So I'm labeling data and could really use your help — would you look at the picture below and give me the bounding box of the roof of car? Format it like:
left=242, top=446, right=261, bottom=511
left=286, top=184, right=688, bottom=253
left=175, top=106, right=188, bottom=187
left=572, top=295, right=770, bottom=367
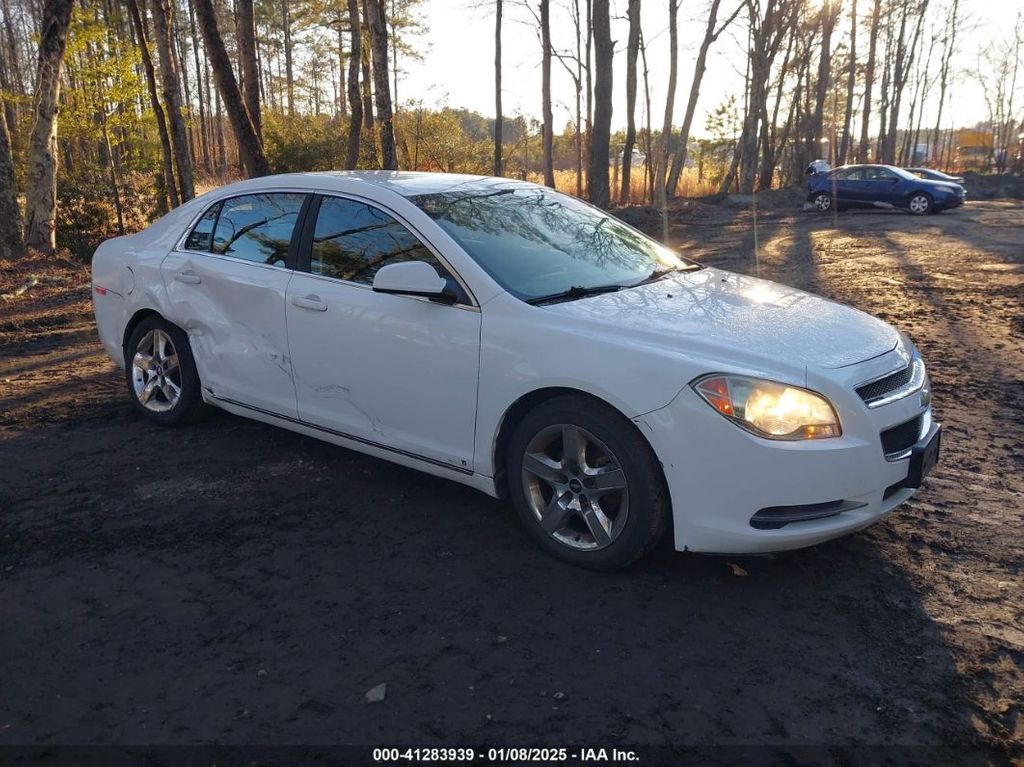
left=218, top=171, right=532, bottom=198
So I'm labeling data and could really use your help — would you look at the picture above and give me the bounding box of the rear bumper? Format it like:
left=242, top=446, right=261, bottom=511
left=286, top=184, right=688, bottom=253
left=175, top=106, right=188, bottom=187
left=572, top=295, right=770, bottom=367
left=635, top=367, right=935, bottom=555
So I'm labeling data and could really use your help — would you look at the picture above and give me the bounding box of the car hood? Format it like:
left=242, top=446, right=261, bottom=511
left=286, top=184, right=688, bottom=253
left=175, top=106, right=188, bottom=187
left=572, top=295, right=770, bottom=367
left=543, top=267, right=899, bottom=370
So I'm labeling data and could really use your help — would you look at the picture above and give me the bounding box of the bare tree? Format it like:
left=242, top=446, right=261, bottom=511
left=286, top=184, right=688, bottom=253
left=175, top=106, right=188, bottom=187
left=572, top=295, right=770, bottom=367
left=282, top=0, right=295, bottom=115
left=540, top=0, right=554, bottom=187
left=152, top=0, right=194, bottom=201
left=931, top=0, right=960, bottom=165
left=345, top=0, right=363, bottom=167
left=0, top=97, right=20, bottom=258
left=619, top=0, right=640, bottom=203
left=367, top=0, right=398, bottom=169
left=193, top=0, right=271, bottom=177
left=494, top=0, right=503, bottom=176
left=588, top=0, right=612, bottom=207
left=857, top=0, right=882, bottom=161
left=665, top=0, right=739, bottom=197
left=236, top=0, right=262, bottom=140
left=23, top=0, right=73, bottom=253
left=127, top=0, right=177, bottom=211
left=802, top=0, right=842, bottom=171
left=737, top=0, right=799, bottom=194
left=837, top=0, right=857, bottom=164
left=881, top=0, right=929, bottom=164
left=653, top=0, right=677, bottom=208
left=975, top=15, right=1022, bottom=173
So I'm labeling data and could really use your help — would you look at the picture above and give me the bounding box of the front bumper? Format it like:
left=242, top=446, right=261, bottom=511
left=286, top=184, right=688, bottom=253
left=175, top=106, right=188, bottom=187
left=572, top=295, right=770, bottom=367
left=636, top=351, right=937, bottom=554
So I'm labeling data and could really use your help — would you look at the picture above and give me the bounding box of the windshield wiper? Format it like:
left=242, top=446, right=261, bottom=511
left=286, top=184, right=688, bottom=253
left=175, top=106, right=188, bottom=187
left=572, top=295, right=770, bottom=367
left=631, top=263, right=702, bottom=287
left=526, top=284, right=627, bottom=306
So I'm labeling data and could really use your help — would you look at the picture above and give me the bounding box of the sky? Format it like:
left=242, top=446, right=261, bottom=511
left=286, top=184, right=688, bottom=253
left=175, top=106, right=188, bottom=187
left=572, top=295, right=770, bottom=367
left=398, top=0, right=1022, bottom=139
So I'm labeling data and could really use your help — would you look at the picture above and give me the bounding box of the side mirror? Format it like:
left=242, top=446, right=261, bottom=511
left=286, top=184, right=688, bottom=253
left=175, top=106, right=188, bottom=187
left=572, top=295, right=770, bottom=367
left=372, top=261, right=459, bottom=304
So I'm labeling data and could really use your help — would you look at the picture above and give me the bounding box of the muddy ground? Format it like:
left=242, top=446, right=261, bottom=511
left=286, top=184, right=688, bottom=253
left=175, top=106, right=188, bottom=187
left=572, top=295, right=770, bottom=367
left=0, top=199, right=1021, bottom=761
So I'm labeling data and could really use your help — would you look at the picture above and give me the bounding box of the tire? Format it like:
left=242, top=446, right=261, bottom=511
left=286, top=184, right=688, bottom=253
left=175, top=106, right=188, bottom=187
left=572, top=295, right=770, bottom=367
left=812, top=192, right=833, bottom=213
left=907, top=192, right=933, bottom=215
left=505, top=394, right=670, bottom=570
left=124, top=315, right=206, bottom=426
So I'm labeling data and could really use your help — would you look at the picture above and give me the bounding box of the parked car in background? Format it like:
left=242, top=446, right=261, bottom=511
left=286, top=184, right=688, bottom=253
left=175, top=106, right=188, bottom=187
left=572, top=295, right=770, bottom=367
left=905, top=167, right=966, bottom=185
left=807, top=164, right=966, bottom=215
left=92, top=172, right=940, bottom=570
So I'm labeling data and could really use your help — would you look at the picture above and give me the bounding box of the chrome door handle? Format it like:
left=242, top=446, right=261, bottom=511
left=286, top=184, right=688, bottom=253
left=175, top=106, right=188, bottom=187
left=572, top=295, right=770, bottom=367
left=175, top=270, right=201, bottom=284
left=290, top=294, right=328, bottom=312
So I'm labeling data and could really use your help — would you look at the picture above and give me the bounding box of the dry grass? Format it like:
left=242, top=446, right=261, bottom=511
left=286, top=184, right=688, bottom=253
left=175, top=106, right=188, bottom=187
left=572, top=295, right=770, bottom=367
left=524, top=167, right=722, bottom=202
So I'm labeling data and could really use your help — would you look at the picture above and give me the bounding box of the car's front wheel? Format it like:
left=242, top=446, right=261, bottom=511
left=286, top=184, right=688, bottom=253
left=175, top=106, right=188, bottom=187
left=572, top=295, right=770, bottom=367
left=812, top=192, right=833, bottom=213
left=506, top=394, right=670, bottom=570
left=907, top=192, right=933, bottom=215
left=124, top=315, right=206, bottom=426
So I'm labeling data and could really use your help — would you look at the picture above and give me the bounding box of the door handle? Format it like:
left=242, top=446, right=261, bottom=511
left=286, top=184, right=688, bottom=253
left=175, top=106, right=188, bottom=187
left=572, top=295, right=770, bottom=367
left=290, top=294, right=328, bottom=312
left=175, top=270, right=202, bottom=284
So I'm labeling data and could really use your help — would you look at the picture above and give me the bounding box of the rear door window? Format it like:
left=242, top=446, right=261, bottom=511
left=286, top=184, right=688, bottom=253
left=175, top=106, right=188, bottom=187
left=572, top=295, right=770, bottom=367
left=212, top=193, right=306, bottom=267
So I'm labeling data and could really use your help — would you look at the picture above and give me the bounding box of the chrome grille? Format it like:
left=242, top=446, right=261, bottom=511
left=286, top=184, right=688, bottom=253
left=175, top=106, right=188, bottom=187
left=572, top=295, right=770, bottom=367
left=856, top=364, right=914, bottom=404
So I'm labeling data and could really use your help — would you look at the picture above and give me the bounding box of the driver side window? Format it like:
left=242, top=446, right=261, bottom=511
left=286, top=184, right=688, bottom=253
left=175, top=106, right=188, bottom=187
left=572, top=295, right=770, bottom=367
left=310, top=196, right=450, bottom=286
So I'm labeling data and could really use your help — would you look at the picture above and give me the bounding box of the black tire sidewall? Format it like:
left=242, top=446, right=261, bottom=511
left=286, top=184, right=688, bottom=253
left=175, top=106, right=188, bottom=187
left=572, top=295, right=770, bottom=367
left=124, top=316, right=204, bottom=426
left=505, top=395, right=669, bottom=571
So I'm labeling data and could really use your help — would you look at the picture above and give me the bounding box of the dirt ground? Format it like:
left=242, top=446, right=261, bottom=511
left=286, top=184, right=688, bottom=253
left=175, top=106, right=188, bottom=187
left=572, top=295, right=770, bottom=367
left=1, top=199, right=1021, bottom=760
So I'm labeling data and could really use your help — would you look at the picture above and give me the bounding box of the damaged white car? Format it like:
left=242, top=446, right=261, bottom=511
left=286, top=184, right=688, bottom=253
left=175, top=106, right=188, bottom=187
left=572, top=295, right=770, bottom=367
left=92, top=172, right=940, bottom=569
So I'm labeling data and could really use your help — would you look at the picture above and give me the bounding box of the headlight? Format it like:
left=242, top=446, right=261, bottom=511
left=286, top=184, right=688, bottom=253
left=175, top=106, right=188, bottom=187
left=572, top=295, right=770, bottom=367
left=692, top=374, right=841, bottom=440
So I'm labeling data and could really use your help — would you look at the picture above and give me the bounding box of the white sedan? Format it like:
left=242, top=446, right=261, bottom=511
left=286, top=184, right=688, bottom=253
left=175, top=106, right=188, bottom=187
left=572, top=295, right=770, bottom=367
left=92, top=172, right=940, bottom=569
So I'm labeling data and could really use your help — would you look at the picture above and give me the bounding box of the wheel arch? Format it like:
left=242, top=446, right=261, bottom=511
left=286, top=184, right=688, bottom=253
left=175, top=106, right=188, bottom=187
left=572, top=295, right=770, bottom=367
left=122, top=308, right=163, bottom=351
left=906, top=188, right=934, bottom=206
left=490, top=386, right=667, bottom=502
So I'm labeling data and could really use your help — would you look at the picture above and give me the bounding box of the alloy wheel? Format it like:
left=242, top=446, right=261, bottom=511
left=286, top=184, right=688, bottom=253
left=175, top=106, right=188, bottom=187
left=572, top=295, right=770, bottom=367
left=131, top=329, right=182, bottom=413
left=814, top=193, right=832, bottom=212
left=521, top=423, right=629, bottom=551
left=909, top=194, right=930, bottom=215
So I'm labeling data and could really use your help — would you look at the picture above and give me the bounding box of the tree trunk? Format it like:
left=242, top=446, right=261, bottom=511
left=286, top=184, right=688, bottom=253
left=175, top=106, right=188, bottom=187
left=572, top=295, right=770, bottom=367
left=345, top=0, right=363, bottom=167
left=23, top=0, right=73, bottom=253
left=494, top=0, right=502, bottom=176
left=337, top=20, right=348, bottom=118
left=127, top=0, right=177, bottom=211
left=805, top=0, right=839, bottom=171
left=0, top=93, right=21, bottom=258
left=666, top=0, right=727, bottom=197
left=193, top=0, right=271, bottom=177
left=188, top=1, right=212, bottom=173
left=237, top=0, right=261, bottom=139
left=282, top=0, right=294, bottom=115
left=654, top=0, right=677, bottom=208
left=857, top=0, right=881, bottom=161
left=361, top=0, right=374, bottom=130
left=367, top=0, right=397, bottom=169
left=838, top=0, right=857, bottom=164
left=152, top=0, right=194, bottom=201
left=540, top=0, right=554, bottom=188
left=931, top=0, right=958, bottom=164
left=588, top=0, right=612, bottom=208
left=619, top=0, right=640, bottom=203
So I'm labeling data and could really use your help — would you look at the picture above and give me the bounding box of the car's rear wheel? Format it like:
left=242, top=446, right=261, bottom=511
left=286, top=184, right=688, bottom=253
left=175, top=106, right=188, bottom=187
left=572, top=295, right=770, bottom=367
left=908, top=192, right=933, bottom=215
left=812, top=192, right=833, bottom=212
left=506, top=394, right=669, bottom=570
left=125, top=316, right=206, bottom=426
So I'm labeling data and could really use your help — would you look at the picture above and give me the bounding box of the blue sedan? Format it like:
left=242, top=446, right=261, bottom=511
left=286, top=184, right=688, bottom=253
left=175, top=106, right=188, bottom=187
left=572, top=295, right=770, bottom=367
left=807, top=164, right=966, bottom=215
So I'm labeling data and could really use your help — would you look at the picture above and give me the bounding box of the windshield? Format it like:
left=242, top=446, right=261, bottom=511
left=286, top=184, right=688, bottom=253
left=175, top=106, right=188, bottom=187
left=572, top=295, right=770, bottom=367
left=410, top=185, right=691, bottom=302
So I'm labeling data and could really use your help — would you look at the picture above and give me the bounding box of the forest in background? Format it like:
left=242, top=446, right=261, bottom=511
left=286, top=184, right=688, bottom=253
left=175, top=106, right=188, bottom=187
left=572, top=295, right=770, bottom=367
left=0, top=0, right=1021, bottom=261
